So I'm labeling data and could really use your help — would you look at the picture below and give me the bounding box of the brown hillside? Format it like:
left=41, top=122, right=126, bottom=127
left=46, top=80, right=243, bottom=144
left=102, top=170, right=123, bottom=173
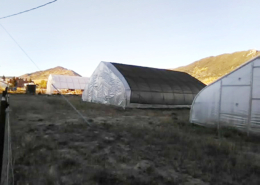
left=19, top=66, right=81, bottom=83
left=175, top=49, right=260, bottom=84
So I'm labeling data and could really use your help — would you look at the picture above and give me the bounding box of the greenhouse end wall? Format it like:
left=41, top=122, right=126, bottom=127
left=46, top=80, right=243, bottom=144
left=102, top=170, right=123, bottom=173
left=190, top=57, right=260, bottom=134
left=82, top=62, right=129, bottom=108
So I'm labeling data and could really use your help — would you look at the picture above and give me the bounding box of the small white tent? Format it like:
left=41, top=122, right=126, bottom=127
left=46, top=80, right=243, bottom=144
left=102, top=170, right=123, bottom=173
left=190, top=56, right=260, bottom=135
left=46, top=74, right=89, bottom=94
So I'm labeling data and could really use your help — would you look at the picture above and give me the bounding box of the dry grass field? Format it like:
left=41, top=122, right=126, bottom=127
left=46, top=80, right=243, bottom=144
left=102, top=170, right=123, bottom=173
left=9, top=94, right=260, bottom=185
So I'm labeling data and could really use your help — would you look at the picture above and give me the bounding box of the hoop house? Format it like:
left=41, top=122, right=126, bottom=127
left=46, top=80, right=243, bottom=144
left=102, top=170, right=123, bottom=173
left=82, top=62, right=205, bottom=108
left=46, top=74, right=89, bottom=94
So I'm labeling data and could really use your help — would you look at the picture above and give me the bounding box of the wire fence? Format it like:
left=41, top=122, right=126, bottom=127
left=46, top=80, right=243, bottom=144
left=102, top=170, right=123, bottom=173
left=0, top=85, right=89, bottom=185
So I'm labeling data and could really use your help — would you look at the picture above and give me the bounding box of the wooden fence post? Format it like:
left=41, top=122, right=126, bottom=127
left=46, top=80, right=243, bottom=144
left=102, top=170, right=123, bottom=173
left=0, top=87, right=8, bottom=182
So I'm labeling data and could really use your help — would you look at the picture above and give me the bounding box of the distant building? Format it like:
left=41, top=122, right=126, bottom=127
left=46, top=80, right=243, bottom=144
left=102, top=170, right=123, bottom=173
left=8, top=77, right=34, bottom=88
left=16, top=78, right=29, bottom=87
left=24, top=82, right=36, bottom=87
left=4, top=76, right=14, bottom=82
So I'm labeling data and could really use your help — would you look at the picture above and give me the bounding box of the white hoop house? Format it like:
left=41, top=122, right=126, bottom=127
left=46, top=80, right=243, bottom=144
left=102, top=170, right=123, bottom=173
left=82, top=62, right=205, bottom=108
left=190, top=56, right=260, bottom=135
left=46, top=74, right=89, bottom=94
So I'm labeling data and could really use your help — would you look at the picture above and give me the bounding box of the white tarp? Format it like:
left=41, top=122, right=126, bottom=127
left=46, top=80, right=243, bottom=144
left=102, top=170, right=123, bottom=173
left=82, top=62, right=128, bottom=108
left=190, top=56, right=260, bottom=134
left=0, top=81, right=8, bottom=88
left=46, top=74, right=89, bottom=94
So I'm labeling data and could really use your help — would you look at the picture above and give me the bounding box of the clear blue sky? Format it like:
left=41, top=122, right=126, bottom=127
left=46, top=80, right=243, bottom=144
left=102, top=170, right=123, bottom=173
left=0, top=0, right=260, bottom=77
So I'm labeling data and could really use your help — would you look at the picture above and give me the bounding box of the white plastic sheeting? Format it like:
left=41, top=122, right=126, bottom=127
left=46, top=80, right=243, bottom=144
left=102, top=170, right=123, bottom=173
left=82, top=62, right=129, bottom=107
left=0, top=81, right=8, bottom=88
left=46, top=74, right=89, bottom=94
left=190, top=56, right=260, bottom=134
